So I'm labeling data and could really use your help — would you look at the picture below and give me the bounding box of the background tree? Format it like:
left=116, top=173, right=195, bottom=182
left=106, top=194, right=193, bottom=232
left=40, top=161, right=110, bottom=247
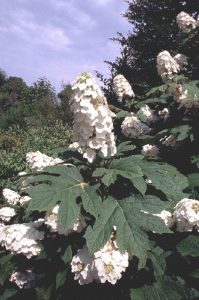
left=99, top=0, right=199, bottom=102
left=58, top=83, right=73, bottom=124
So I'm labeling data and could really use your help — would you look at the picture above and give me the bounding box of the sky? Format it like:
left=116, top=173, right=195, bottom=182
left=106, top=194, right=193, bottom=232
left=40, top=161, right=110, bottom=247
left=0, top=0, right=130, bottom=91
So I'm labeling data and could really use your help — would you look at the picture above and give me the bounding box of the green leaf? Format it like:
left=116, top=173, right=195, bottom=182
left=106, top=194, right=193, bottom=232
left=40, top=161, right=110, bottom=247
left=27, top=166, right=86, bottom=230
left=148, top=247, right=171, bottom=279
left=56, top=269, right=69, bottom=290
left=188, top=173, right=199, bottom=189
left=171, top=125, right=191, bottom=141
left=35, top=286, right=54, bottom=300
left=0, top=289, right=18, bottom=300
left=85, top=195, right=170, bottom=269
left=140, top=161, right=188, bottom=202
left=131, top=177, right=147, bottom=195
left=116, top=141, right=136, bottom=156
left=130, top=278, right=187, bottom=300
left=61, top=246, right=72, bottom=264
left=93, top=156, right=144, bottom=189
left=81, top=185, right=102, bottom=218
left=191, top=269, right=199, bottom=279
left=0, top=254, right=15, bottom=285
left=177, top=235, right=199, bottom=257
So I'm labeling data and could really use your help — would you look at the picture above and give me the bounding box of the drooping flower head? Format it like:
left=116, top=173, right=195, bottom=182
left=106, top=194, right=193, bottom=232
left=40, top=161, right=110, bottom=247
left=121, top=115, right=150, bottom=138
left=156, top=50, right=181, bottom=81
left=70, top=72, right=116, bottom=162
left=113, top=74, right=135, bottom=102
left=44, top=205, right=86, bottom=235
left=173, top=198, right=199, bottom=232
left=71, top=228, right=129, bottom=285
left=0, top=222, right=44, bottom=258
left=141, top=144, right=159, bottom=157
left=177, top=12, right=197, bottom=33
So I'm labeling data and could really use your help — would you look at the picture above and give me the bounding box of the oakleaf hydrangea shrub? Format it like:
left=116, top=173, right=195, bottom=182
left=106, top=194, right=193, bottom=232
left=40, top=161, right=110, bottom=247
left=0, top=13, right=199, bottom=300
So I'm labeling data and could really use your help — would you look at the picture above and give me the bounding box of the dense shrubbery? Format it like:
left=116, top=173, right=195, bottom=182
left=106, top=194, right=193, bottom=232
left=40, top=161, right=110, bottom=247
left=0, top=6, right=198, bottom=300
left=0, top=121, right=73, bottom=186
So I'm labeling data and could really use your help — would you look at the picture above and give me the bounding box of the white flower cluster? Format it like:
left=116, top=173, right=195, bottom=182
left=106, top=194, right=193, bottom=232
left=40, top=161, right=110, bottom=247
left=170, top=83, right=199, bottom=109
left=0, top=207, right=16, bottom=223
left=160, top=135, right=177, bottom=148
left=141, top=144, right=159, bottom=157
left=10, top=270, right=38, bottom=289
left=44, top=205, right=86, bottom=235
left=121, top=114, right=150, bottom=138
left=137, top=105, right=157, bottom=124
left=0, top=222, right=44, bottom=258
left=113, top=74, right=135, bottom=102
left=156, top=51, right=188, bottom=81
left=70, top=72, right=116, bottom=163
left=71, top=233, right=129, bottom=285
left=26, top=151, right=63, bottom=172
left=177, top=12, right=198, bottom=33
left=173, top=198, right=199, bottom=232
left=2, top=188, right=31, bottom=206
left=158, top=108, right=169, bottom=120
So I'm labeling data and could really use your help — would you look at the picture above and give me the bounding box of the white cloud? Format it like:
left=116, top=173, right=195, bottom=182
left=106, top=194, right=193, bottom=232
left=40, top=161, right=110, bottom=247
left=50, top=0, right=96, bottom=27
left=0, top=9, right=71, bottom=51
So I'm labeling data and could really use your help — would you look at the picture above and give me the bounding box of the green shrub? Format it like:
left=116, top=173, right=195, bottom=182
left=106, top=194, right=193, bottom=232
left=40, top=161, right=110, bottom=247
left=0, top=121, right=73, bottom=185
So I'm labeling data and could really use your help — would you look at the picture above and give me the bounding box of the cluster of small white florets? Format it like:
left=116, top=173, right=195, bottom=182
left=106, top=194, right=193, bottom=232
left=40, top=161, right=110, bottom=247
left=0, top=207, right=16, bottom=223
left=113, top=74, right=135, bottom=102
left=0, top=222, right=44, bottom=258
left=71, top=232, right=129, bottom=285
left=170, top=83, right=199, bottom=109
left=2, top=188, right=31, bottom=206
left=160, top=135, right=177, bottom=148
left=156, top=50, right=187, bottom=81
left=137, top=105, right=157, bottom=124
left=26, top=151, right=63, bottom=172
left=10, top=270, right=39, bottom=289
left=158, top=108, right=170, bottom=120
left=70, top=72, right=116, bottom=163
left=44, top=205, right=87, bottom=235
left=177, top=11, right=198, bottom=33
left=121, top=114, right=150, bottom=138
left=173, top=198, right=199, bottom=232
left=141, top=144, right=159, bottom=157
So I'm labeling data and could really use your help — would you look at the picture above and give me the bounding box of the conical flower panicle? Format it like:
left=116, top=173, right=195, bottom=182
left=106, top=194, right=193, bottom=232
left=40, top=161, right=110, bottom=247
left=70, top=72, right=116, bottom=163
left=113, top=74, right=135, bottom=102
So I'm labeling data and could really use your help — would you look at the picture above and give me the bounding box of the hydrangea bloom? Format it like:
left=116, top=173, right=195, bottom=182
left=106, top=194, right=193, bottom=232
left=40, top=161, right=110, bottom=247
left=71, top=231, right=129, bottom=285
left=156, top=50, right=181, bottom=81
left=141, top=144, right=159, bottom=157
left=2, top=188, right=31, bottom=206
left=160, top=135, right=177, bottom=148
left=93, top=239, right=129, bottom=284
left=176, top=12, right=197, bottom=33
left=0, top=222, right=44, bottom=258
left=170, top=83, right=199, bottom=109
left=71, top=246, right=94, bottom=285
left=71, top=73, right=116, bottom=162
left=137, top=105, right=157, bottom=124
left=44, top=205, right=87, bottom=235
left=10, top=270, right=39, bottom=289
left=121, top=115, right=150, bottom=138
left=70, top=72, right=116, bottom=163
left=173, top=198, right=199, bottom=232
left=113, top=74, right=135, bottom=102
left=26, top=151, right=63, bottom=172
left=0, top=207, right=16, bottom=223
left=158, top=108, right=170, bottom=120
